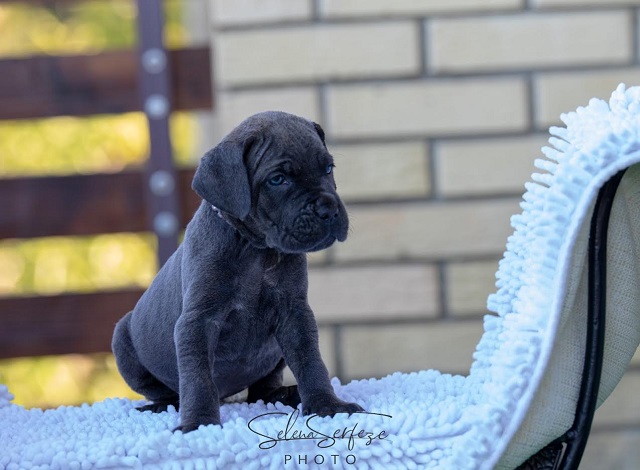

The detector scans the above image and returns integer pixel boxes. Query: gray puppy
[112,111,363,432]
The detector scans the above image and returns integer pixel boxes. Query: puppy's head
[193,111,348,253]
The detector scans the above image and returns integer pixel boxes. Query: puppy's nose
[313,195,339,220]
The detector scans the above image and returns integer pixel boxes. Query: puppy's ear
[313,122,326,147]
[192,140,251,220]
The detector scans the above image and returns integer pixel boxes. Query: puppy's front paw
[302,394,364,417]
[173,423,203,433]
[173,423,200,433]
[137,401,178,414]
[173,413,221,433]
[173,419,221,433]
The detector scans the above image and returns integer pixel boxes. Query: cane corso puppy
[112,111,363,432]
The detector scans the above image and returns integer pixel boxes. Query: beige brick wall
[318,0,523,18]
[327,78,529,138]
[435,135,546,196]
[535,68,640,127]
[332,141,431,200]
[428,11,633,73]
[217,22,420,86]
[446,260,502,316]
[211,0,312,26]
[209,1,640,464]
[334,199,520,261]
[342,321,484,378]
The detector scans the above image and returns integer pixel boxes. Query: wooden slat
[0,47,213,120]
[0,168,200,239]
[0,290,144,358]
[167,47,215,114]
[0,0,78,3]
[176,168,201,221]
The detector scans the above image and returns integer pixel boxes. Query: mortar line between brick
[222,64,640,92]
[526,72,537,133]
[310,254,503,270]
[236,6,640,31]
[333,324,345,380]
[317,82,329,131]
[327,130,548,147]
[427,138,440,201]
[214,17,441,34]
[633,8,640,66]
[343,192,522,208]
[311,0,322,22]
[319,80,340,271]
[419,18,430,77]
[320,316,483,329]
[324,247,338,266]
[591,422,640,434]
[437,261,449,320]
[214,7,631,33]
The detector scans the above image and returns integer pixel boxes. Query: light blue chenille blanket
[3,84,640,470]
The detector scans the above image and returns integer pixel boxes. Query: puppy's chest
[261,264,280,289]
[254,268,285,316]
[257,250,285,290]
[231,250,291,320]
[235,262,285,315]
[218,269,284,351]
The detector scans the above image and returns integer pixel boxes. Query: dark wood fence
[0,0,212,358]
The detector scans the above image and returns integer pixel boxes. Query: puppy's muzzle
[290,193,347,250]
[312,194,339,221]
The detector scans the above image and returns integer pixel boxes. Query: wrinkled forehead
[241,115,329,173]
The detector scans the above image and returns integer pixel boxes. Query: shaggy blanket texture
[3,84,640,469]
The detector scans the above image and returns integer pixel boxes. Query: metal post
[136,0,181,267]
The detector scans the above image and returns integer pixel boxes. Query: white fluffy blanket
[3,84,640,470]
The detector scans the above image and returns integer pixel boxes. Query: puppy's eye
[325,164,335,175]
[268,174,287,186]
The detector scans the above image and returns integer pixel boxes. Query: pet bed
[2,84,640,469]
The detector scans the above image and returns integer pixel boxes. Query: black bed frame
[518,169,628,470]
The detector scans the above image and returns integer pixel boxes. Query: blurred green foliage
[0,112,197,177]
[0,0,201,408]
[1,353,142,408]
[0,234,157,295]
[0,0,136,57]
[0,0,187,57]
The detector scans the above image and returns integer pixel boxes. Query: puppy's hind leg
[247,358,301,408]
[112,312,179,413]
